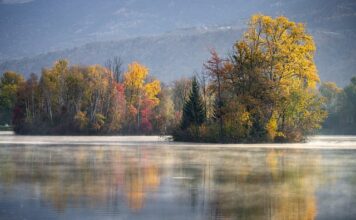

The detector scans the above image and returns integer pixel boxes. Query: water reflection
[0,144,355,219]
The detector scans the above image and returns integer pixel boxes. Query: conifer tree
[181,77,205,129]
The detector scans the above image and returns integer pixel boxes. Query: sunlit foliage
[174,14,326,142]
[11,60,168,134]
[123,62,161,133]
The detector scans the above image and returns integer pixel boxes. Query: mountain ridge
[1,25,355,85]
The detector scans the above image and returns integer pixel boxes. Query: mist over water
[0,132,356,219]
[2,132,356,149]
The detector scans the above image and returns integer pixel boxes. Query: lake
[0,132,356,220]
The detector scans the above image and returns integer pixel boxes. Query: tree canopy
[173,14,326,142]
[10,60,171,134]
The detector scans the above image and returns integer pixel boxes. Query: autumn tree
[204,49,227,139]
[152,84,175,134]
[223,14,326,142]
[13,60,126,134]
[174,14,326,143]
[123,62,161,133]
[10,59,168,135]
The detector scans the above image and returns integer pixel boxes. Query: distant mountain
[1,26,355,85]
[0,28,243,82]
[1,0,355,59]
[0,0,355,85]
[0,0,270,60]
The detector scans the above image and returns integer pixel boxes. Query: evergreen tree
[181,77,206,129]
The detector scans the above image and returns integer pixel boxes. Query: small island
[1,15,355,143]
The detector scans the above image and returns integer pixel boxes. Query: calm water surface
[0,132,356,220]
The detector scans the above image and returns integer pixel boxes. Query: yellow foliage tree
[196,14,327,142]
[124,62,148,90]
[144,80,161,105]
[123,62,161,131]
[247,14,319,87]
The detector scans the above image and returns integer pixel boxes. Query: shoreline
[1,132,356,150]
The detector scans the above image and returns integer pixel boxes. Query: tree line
[0,14,355,141]
[1,60,178,134]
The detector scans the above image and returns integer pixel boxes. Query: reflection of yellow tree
[124,158,160,211]
[266,150,279,180]
[197,149,324,220]
[0,146,161,213]
[266,150,320,220]
[145,165,160,189]
[125,163,144,211]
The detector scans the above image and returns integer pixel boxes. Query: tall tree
[181,77,206,130]
[225,14,325,141]
[204,49,226,139]
[123,62,161,132]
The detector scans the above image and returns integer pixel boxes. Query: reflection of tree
[124,150,161,211]
[167,149,323,220]
[0,146,161,213]
[266,150,320,220]
[125,162,144,211]
[0,146,325,219]
[207,150,322,220]
[0,153,16,187]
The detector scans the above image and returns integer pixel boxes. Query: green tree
[181,77,206,130]
[339,76,356,132]
[320,76,356,134]
[319,82,342,112]
[0,71,24,125]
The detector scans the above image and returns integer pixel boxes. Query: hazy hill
[1,0,355,60]
[0,26,355,85]
[0,28,243,82]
